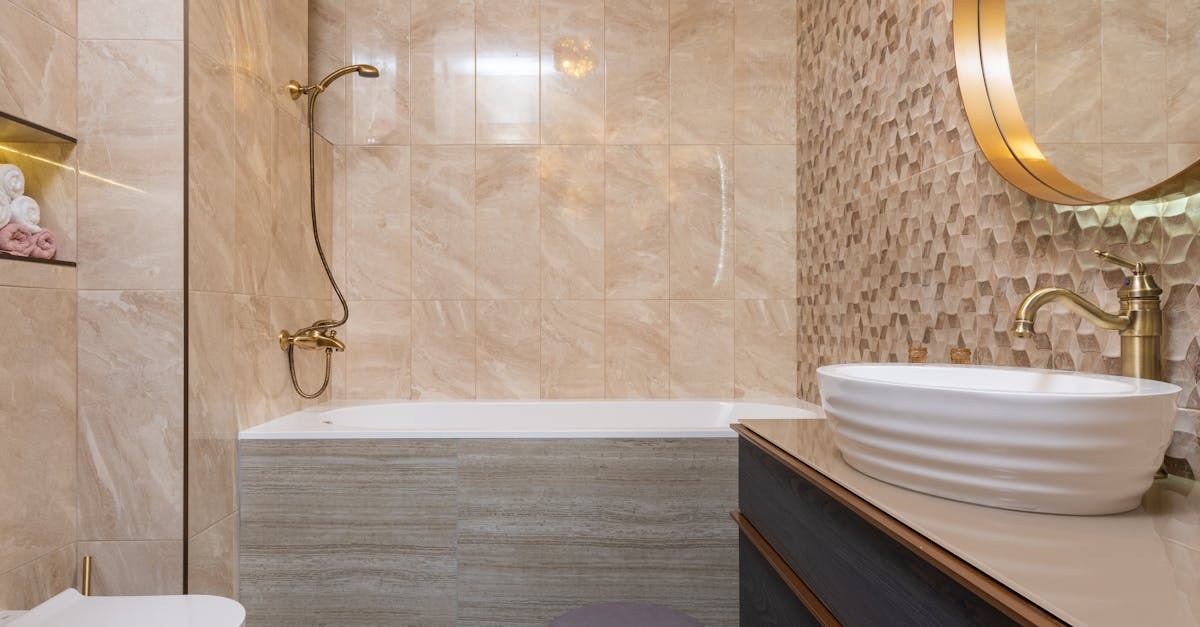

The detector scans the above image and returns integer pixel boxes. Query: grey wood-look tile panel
[456,438,738,627]
[239,440,459,627]
[238,437,737,626]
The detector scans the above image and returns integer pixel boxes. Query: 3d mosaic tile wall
[795,0,1200,479]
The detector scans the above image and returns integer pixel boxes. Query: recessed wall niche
[0,112,78,265]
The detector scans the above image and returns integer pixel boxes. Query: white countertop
[741,418,1200,627]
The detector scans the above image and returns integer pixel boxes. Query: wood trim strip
[733,424,1065,627]
[733,510,842,627]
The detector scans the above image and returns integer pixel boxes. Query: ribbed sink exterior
[818,364,1179,515]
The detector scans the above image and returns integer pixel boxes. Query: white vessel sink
[817,364,1180,515]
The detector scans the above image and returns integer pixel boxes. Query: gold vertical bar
[81,555,92,596]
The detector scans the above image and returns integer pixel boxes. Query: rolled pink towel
[0,223,35,256]
[30,229,55,259]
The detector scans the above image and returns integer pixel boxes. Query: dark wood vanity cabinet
[734,426,1064,627]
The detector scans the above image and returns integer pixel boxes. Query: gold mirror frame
[952,0,1200,206]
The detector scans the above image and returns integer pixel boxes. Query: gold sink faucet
[1012,249,1163,381]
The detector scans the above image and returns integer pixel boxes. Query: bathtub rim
[238,398,822,440]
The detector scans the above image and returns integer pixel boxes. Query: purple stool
[549,603,704,627]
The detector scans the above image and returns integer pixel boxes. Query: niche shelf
[0,110,77,144]
[0,251,75,267]
[0,110,78,266]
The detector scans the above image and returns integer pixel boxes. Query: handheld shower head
[288,64,380,100]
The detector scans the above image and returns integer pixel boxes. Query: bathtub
[237,399,819,627]
[239,399,817,439]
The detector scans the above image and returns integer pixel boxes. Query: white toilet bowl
[8,589,245,627]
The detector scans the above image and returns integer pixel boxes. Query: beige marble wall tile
[187,52,238,293]
[1100,0,1166,143]
[0,142,78,261]
[0,544,75,610]
[412,299,475,398]
[670,144,734,299]
[187,434,236,537]
[187,291,238,440]
[187,512,237,598]
[605,145,669,298]
[266,0,308,119]
[0,1,77,136]
[734,299,795,398]
[268,108,331,300]
[0,261,75,290]
[541,299,605,398]
[734,0,797,144]
[1168,143,1200,174]
[232,80,275,294]
[477,300,541,398]
[412,145,475,298]
[234,0,270,90]
[669,0,734,144]
[347,146,411,300]
[477,146,540,298]
[348,0,410,145]
[1041,143,1105,193]
[345,300,412,398]
[541,145,604,298]
[1167,0,1200,143]
[78,0,183,39]
[75,540,182,595]
[1035,0,1102,142]
[331,146,348,291]
[734,145,796,298]
[1103,143,1169,199]
[541,0,605,144]
[77,39,184,290]
[1006,0,1038,132]
[411,0,474,144]
[670,300,733,398]
[9,0,76,37]
[605,299,670,398]
[605,0,669,144]
[477,0,540,144]
[309,0,348,144]
[78,291,184,542]
[0,287,76,575]
[188,0,237,65]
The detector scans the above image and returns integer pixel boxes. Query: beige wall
[75,0,186,597]
[311,0,800,401]
[187,0,334,597]
[0,0,79,608]
[0,0,187,607]
[795,0,1200,480]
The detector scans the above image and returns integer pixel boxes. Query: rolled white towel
[0,192,10,229]
[9,196,40,232]
[0,164,24,201]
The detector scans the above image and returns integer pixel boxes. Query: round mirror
[953,0,1200,205]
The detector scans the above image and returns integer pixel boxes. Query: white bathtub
[239,399,819,439]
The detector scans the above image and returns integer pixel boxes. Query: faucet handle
[1092,249,1145,274]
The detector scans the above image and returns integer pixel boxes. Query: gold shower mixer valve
[279,322,346,352]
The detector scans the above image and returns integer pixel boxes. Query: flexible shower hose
[287,87,349,399]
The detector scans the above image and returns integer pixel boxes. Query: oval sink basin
[817,364,1180,515]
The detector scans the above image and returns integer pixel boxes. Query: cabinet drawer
[740,530,826,627]
[739,436,1022,626]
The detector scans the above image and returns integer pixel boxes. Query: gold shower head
[288,64,380,100]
